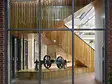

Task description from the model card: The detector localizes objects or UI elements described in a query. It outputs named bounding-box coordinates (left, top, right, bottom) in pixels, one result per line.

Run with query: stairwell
left=43, top=21, right=95, bottom=72
left=10, top=1, right=95, bottom=72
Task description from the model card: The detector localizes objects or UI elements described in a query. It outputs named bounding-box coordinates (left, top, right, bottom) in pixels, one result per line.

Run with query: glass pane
left=74, top=30, right=105, bottom=83
left=9, top=1, right=72, bottom=29
left=40, top=31, right=72, bottom=84
left=9, top=0, right=104, bottom=30
left=41, top=0, right=72, bottom=29
left=64, top=1, right=105, bottom=29
left=8, top=31, right=40, bottom=83
left=10, top=1, right=38, bottom=29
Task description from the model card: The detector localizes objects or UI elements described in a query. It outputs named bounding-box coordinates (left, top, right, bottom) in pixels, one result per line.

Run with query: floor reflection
left=12, top=73, right=100, bottom=84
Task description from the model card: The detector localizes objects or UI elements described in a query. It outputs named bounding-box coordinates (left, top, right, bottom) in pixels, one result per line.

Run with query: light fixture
left=53, top=40, right=56, bottom=43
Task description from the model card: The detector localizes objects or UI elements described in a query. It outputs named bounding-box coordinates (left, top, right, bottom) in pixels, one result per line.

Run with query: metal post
left=105, top=0, right=109, bottom=84
left=4, top=0, right=9, bottom=84
left=72, top=0, right=75, bottom=84
left=38, top=30, right=42, bottom=84
left=37, top=0, right=42, bottom=83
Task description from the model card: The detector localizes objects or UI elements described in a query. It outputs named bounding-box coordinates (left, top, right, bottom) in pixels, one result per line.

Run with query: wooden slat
left=10, top=1, right=95, bottom=72
left=10, top=2, right=73, bottom=29
left=43, top=22, right=94, bottom=72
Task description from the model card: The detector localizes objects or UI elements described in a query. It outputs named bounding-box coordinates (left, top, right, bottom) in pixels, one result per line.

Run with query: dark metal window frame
left=4, top=0, right=108, bottom=84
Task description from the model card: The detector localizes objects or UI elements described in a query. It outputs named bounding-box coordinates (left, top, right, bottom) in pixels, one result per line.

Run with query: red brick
left=0, top=0, right=5, bottom=84
left=108, top=1, right=112, bottom=73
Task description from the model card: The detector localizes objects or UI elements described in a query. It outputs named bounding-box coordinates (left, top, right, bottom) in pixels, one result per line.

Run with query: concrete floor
left=12, top=73, right=100, bottom=84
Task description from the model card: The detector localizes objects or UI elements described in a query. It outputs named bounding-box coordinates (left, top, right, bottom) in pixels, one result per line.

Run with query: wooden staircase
left=43, top=21, right=95, bottom=72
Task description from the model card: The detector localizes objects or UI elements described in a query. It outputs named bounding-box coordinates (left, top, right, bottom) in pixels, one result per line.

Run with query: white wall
left=95, top=31, right=104, bottom=82
left=41, top=43, right=47, bottom=60
left=94, top=0, right=104, bottom=82
left=28, top=33, right=47, bottom=69
left=35, top=41, right=47, bottom=61
left=28, top=34, right=35, bottom=69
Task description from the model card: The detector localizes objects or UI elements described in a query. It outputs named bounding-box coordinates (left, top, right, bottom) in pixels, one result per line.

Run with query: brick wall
left=0, top=0, right=5, bottom=84
left=108, top=0, right=112, bottom=73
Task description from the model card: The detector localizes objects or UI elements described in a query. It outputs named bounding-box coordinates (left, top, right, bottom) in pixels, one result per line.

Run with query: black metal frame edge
left=8, top=28, right=105, bottom=31
left=105, top=0, right=109, bottom=84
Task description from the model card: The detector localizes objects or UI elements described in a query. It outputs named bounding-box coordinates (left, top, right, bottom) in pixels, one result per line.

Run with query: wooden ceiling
left=41, top=0, right=72, bottom=6
left=11, top=0, right=94, bottom=6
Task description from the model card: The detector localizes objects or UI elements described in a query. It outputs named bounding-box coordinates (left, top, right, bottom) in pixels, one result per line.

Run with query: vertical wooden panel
left=45, top=30, right=94, bottom=72
left=10, top=1, right=94, bottom=72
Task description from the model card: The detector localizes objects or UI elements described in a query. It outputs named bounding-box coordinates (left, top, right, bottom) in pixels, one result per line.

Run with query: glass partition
left=8, top=31, right=40, bottom=83
left=9, top=0, right=72, bottom=29
left=64, top=1, right=105, bottom=30
left=74, top=30, right=105, bottom=84
left=40, top=31, right=72, bottom=84
left=7, top=0, right=106, bottom=84
left=41, top=5, right=72, bottom=29
left=10, top=1, right=38, bottom=29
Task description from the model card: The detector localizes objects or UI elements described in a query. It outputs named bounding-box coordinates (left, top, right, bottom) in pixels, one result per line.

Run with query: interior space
left=7, top=0, right=105, bottom=84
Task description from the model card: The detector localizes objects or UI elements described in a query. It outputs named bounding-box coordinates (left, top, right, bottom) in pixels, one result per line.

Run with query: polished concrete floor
left=12, top=73, right=100, bottom=84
